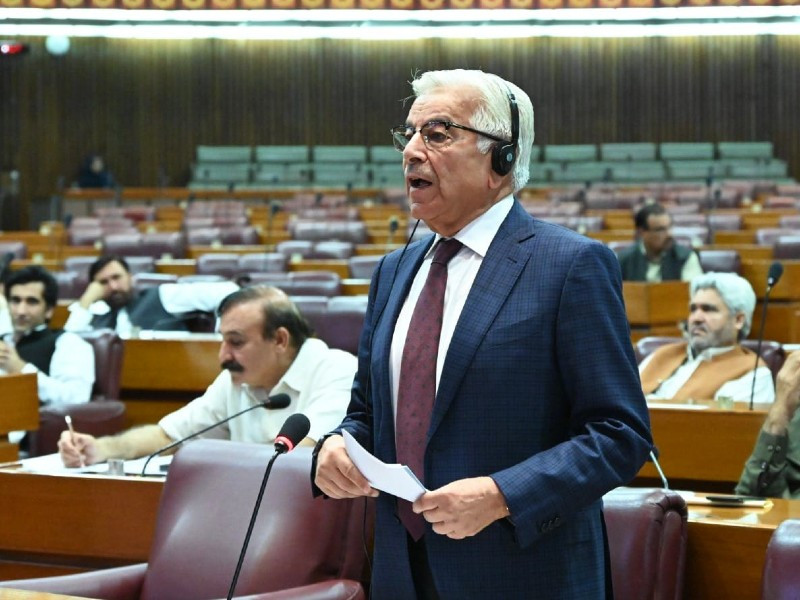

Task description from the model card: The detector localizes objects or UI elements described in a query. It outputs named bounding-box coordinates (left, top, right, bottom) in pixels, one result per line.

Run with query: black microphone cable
left=749, top=262, right=783, bottom=411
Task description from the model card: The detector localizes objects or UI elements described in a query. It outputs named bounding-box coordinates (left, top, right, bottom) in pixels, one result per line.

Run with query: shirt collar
left=242, top=337, right=325, bottom=399
left=688, top=344, right=737, bottom=362
left=425, top=194, right=515, bottom=259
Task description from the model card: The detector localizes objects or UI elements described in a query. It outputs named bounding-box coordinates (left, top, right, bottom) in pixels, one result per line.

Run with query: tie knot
left=432, top=238, right=463, bottom=266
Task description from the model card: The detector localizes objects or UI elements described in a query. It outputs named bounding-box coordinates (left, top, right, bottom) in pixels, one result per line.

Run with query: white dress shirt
left=639, top=344, right=775, bottom=403
left=389, top=195, right=514, bottom=422
left=1, top=328, right=95, bottom=407
left=158, top=338, right=357, bottom=445
left=64, top=281, right=239, bottom=336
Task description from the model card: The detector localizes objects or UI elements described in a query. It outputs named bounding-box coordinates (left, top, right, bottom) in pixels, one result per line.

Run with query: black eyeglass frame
left=390, top=120, right=508, bottom=152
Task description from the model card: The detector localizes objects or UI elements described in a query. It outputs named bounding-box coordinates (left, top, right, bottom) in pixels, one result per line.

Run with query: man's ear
left=274, top=327, right=291, bottom=352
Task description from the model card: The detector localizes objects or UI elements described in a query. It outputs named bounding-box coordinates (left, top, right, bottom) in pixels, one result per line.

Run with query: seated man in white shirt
left=639, top=271, right=775, bottom=403
left=64, top=255, right=239, bottom=336
left=0, top=266, right=95, bottom=410
left=58, top=285, right=357, bottom=466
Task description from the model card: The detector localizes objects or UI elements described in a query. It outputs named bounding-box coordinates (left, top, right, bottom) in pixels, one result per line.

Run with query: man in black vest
left=616, top=203, right=703, bottom=282
left=64, top=255, right=238, bottom=336
left=0, top=266, right=95, bottom=410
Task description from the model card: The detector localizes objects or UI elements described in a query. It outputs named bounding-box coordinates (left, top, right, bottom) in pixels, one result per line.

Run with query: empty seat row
left=533, top=141, right=775, bottom=163
left=196, top=144, right=397, bottom=164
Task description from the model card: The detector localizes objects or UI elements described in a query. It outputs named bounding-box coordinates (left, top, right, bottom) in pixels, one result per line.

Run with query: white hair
left=690, top=271, right=757, bottom=339
left=411, top=69, right=534, bottom=193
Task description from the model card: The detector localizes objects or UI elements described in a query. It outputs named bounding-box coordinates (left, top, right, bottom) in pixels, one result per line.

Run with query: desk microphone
left=648, top=446, right=670, bottom=490
left=749, top=262, right=783, bottom=411
left=139, top=393, right=291, bottom=476
left=227, top=413, right=310, bottom=600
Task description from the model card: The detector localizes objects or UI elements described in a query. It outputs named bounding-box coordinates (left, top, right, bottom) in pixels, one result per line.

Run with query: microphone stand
left=140, top=403, right=264, bottom=476
left=227, top=448, right=284, bottom=600
left=749, top=284, right=775, bottom=411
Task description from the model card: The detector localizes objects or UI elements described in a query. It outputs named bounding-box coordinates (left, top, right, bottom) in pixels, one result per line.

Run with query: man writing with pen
left=59, top=286, right=356, bottom=466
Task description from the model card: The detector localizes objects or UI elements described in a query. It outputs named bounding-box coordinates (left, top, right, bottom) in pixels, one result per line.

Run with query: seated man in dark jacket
left=64, top=255, right=238, bottom=336
left=616, top=203, right=703, bottom=282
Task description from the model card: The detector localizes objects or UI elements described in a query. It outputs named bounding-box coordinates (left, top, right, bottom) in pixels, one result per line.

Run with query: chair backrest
left=697, top=249, right=742, bottom=274
left=603, top=487, right=688, bottom=600
left=0, top=241, right=27, bottom=259
left=76, top=328, right=125, bottom=401
left=349, top=255, right=382, bottom=279
left=761, top=519, right=800, bottom=600
left=243, top=272, right=342, bottom=297
left=140, top=441, right=373, bottom=599
left=773, top=236, right=800, bottom=260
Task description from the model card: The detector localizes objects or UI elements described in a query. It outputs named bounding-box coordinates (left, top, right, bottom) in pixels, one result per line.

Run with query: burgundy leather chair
left=348, top=255, right=382, bottom=279
left=243, top=272, right=342, bottom=297
left=196, top=252, right=242, bottom=279
left=603, top=487, right=688, bottom=600
left=0, top=241, right=27, bottom=259
left=761, top=519, right=800, bottom=600
left=132, top=272, right=179, bottom=292
left=297, top=296, right=367, bottom=355
left=187, top=226, right=259, bottom=246
left=276, top=240, right=314, bottom=260
left=28, top=329, right=127, bottom=456
left=237, top=253, right=287, bottom=275
left=635, top=336, right=785, bottom=381
left=310, top=241, right=355, bottom=260
left=103, top=232, right=187, bottom=259
left=697, top=249, right=742, bottom=274
left=51, top=270, right=84, bottom=300
left=1, top=441, right=373, bottom=600
left=773, top=236, right=800, bottom=260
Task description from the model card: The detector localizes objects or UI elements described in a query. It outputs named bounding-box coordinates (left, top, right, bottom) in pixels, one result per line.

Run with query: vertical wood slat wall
left=1, top=34, right=799, bottom=227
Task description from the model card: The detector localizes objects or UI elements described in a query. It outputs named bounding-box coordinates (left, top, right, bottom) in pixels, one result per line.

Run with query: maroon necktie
left=395, top=237, right=463, bottom=540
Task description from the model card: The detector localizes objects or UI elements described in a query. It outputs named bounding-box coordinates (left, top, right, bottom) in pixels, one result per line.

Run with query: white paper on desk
left=342, top=430, right=426, bottom=502
left=13, top=453, right=171, bottom=477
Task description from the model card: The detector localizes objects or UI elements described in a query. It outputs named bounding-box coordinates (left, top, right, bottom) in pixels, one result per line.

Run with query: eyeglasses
left=390, top=120, right=507, bottom=152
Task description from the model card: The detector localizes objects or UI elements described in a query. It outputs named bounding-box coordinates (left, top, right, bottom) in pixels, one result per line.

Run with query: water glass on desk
left=716, top=395, right=735, bottom=410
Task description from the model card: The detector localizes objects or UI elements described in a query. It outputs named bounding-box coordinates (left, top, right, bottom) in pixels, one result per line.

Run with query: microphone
left=749, top=261, right=783, bottom=411
left=386, top=215, right=399, bottom=250
left=648, top=447, right=670, bottom=490
left=227, top=413, right=310, bottom=600
left=139, top=393, right=291, bottom=476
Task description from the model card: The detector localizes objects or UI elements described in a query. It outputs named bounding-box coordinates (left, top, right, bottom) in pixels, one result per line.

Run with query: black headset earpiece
left=491, top=91, right=519, bottom=177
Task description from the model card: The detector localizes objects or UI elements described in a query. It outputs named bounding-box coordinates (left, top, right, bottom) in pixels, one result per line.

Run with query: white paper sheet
left=1, top=453, right=172, bottom=477
left=343, top=430, right=426, bottom=502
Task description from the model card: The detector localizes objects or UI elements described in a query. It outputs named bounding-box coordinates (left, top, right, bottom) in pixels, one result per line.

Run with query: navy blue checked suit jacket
left=336, top=200, right=652, bottom=599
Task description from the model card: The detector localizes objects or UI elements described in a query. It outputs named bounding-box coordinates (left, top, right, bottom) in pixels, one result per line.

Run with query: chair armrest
left=232, top=579, right=365, bottom=600
left=28, top=400, right=127, bottom=456
left=0, top=563, right=147, bottom=600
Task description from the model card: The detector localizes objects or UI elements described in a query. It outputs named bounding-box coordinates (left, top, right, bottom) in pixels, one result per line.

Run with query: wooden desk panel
left=742, top=260, right=800, bottom=301
left=121, top=338, right=220, bottom=393
left=637, top=401, right=767, bottom=487
left=684, top=498, right=800, bottom=600
left=701, top=244, right=772, bottom=261
left=623, top=281, right=688, bottom=327
left=0, top=470, right=162, bottom=579
left=288, top=260, right=349, bottom=279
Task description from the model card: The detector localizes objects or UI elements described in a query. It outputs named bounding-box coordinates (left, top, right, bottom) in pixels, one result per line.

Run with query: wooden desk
left=120, top=337, right=221, bottom=426
left=742, top=260, right=800, bottom=301
left=637, top=400, right=768, bottom=490
left=685, top=498, right=800, bottom=599
left=0, top=374, right=39, bottom=462
left=1, top=465, right=797, bottom=600
left=0, top=469, right=162, bottom=581
left=622, top=281, right=688, bottom=341
left=0, top=590, right=95, bottom=599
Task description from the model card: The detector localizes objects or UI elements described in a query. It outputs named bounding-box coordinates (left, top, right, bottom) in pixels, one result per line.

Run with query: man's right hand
left=58, top=430, right=102, bottom=467
left=314, top=434, right=378, bottom=499
left=764, top=351, right=800, bottom=435
left=78, top=281, right=106, bottom=309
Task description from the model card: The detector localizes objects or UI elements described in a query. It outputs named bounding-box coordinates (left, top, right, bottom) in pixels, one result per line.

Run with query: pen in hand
left=64, top=415, right=85, bottom=468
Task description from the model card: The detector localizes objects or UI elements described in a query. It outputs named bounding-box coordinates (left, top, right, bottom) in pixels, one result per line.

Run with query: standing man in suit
left=313, top=69, right=652, bottom=599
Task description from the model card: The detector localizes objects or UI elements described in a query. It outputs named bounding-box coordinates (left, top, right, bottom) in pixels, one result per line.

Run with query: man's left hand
left=0, top=341, right=25, bottom=374
left=413, top=476, right=510, bottom=539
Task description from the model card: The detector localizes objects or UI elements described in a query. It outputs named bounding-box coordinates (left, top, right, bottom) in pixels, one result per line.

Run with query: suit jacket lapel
left=429, top=202, right=536, bottom=437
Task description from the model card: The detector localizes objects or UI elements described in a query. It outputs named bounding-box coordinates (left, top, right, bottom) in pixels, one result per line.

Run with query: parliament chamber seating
left=635, top=336, right=786, bottom=381
left=761, top=519, right=800, bottom=600
left=293, top=295, right=368, bottom=354
left=195, top=252, right=241, bottom=279
left=237, top=252, right=287, bottom=274
left=28, top=329, right=127, bottom=457
left=772, top=236, right=800, bottom=260
left=756, top=228, right=800, bottom=246
left=0, top=240, right=27, bottom=258
left=132, top=272, right=179, bottom=291
left=52, top=270, right=84, bottom=300
left=603, top=487, right=688, bottom=600
left=348, top=255, right=382, bottom=279
left=103, top=232, right=188, bottom=259
left=697, top=249, right=742, bottom=274
left=242, top=271, right=342, bottom=297
left=0, top=441, right=374, bottom=600
left=290, top=221, right=368, bottom=244
left=186, top=225, right=260, bottom=246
